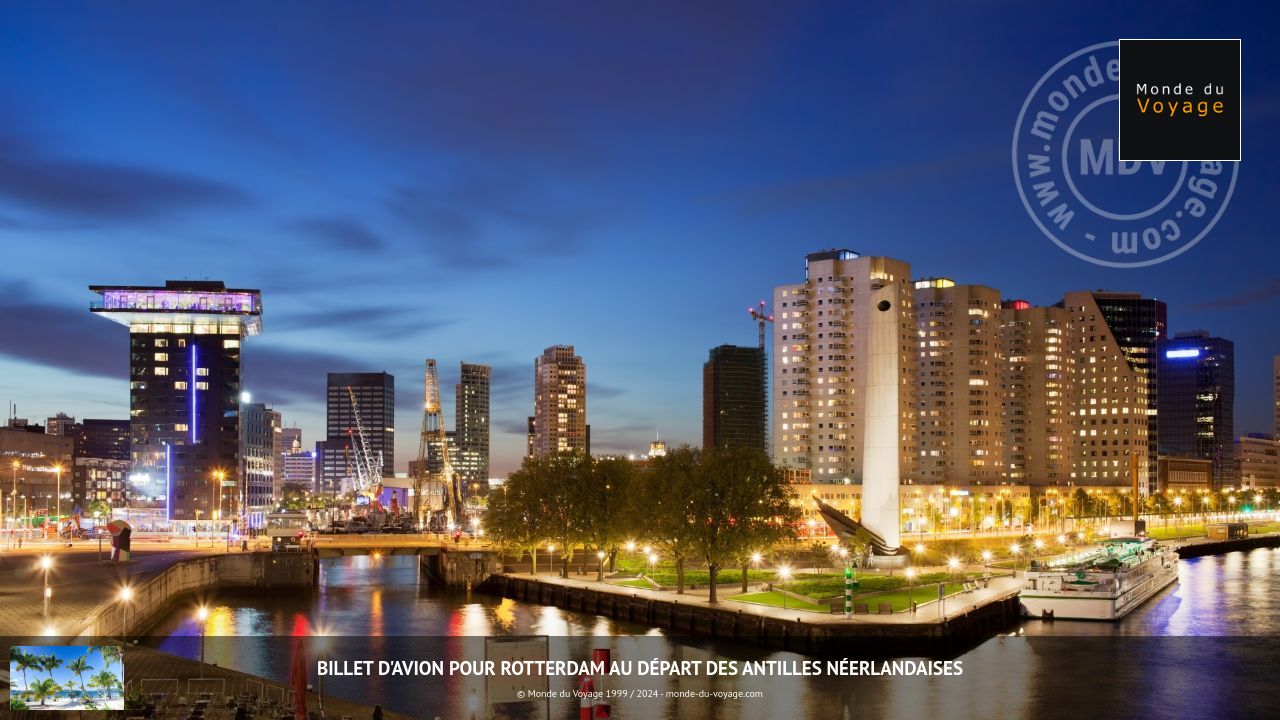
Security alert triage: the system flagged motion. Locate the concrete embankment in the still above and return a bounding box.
[74,551,316,641]
[481,574,1020,656]
[1174,532,1280,558]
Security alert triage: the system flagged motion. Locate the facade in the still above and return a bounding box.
[532,345,587,456]
[702,345,767,451]
[1001,301,1076,486]
[773,251,918,484]
[74,419,130,461]
[277,426,303,500]
[89,280,262,522]
[1,426,74,525]
[281,449,317,490]
[322,372,394,492]
[914,280,1004,485]
[1273,356,1280,439]
[239,401,279,524]
[46,413,75,436]
[455,362,491,495]
[1237,434,1280,489]
[1157,332,1235,488]
[1060,291,1164,493]
[1157,456,1214,492]
[72,457,128,510]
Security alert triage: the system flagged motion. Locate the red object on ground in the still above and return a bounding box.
[291,638,308,720]
[105,519,132,561]
[578,674,595,720]
[591,649,612,719]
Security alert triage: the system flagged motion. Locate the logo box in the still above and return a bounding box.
[1119,39,1240,161]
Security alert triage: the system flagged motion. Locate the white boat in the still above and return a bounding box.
[1019,537,1179,620]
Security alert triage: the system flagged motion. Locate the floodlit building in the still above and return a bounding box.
[322,372,394,493]
[1001,301,1076,486]
[914,279,1004,485]
[89,280,262,523]
[239,399,280,526]
[1157,331,1235,488]
[455,362,491,496]
[533,345,587,456]
[1237,434,1280,489]
[1061,291,1165,492]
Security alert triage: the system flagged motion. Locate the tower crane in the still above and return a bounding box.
[748,300,774,349]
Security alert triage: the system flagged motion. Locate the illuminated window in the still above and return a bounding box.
[174,381,188,390]
[154,367,169,376]
[155,352,169,361]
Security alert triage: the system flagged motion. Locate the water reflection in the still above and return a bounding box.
[142,550,1280,719]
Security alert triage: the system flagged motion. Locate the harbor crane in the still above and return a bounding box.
[414,359,463,530]
[346,386,385,510]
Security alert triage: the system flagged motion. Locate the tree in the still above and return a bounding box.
[281,483,309,511]
[28,678,61,707]
[11,648,38,696]
[581,457,638,581]
[66,656,93,697]
[86,499,112,520]
[486,460,550,575]
[639,447,701,594]
[97,646,121,678]
[89,671,120,700]
[688,447,800,603]
[39,653,63,683]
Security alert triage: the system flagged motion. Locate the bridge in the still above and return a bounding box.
[304,534,502,588]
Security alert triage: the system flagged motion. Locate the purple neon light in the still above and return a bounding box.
[191,342,198,444]
[165,442,172,522]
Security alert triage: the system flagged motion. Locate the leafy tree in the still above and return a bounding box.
[281,483,310,511]
[639,447,701,594]
[89,671,120,700]
[581,457,638,581]
[66,656,93,696]
[486,459,551,575]
[688,447,799,603]
[28,678,61,707]
[11,648,38,695]
[86,499,112,519]
[39,653,63,682]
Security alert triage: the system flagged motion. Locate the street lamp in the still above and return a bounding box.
[9,459,17,541]
[119,586,134,644]
[196,606,210,677]
[39,554,53,627]
[1010,543,1022,571]
[981,550,992,579]
[777,565,792,610]
[53,463,64,532]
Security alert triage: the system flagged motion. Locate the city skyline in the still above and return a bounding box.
[2,3,1280,475]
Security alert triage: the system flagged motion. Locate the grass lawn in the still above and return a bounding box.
[1147,521,1280,540]
[609,578,654,589]
[726,591,829,613]
[780,571,981,600]
[612,558,776,587]
[868,583,967,612]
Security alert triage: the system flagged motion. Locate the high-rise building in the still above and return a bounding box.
[1060,291,1164,492]
[276,426,302,501]
[702,345,767,451]
[73,419,131,461]
[773,251,918,486]
[281,450,316,490]
[239,400,280,522]
[533,346,587,456]
[455,362,491,496]
[914,279,1004,484]
[281,427,303,453]
[1157,331,1235,488]
[1000,301,1076,486]
[46,413,75,436]
[1237,434,1279,489]
[90,280,262,522]
[72,457,128,511]
[322,372,394,492]
[1273,356,1280,439]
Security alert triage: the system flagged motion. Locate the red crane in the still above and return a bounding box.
[748,300,774,349]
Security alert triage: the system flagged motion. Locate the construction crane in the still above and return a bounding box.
[748,300,774,349]
[346,386,384,506]
[414,359,462,530]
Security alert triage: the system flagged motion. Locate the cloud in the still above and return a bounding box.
[288,216,385,252]
[241,343,371,407]
[1191,277,1280,311]
[0,133,250,220]
[0,281,127,380]
[587,382,627,400]
[270,305,448,340]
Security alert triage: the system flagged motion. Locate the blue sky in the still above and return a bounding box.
[1,2,1278,475]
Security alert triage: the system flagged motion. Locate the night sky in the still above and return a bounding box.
[1,2,1278,475]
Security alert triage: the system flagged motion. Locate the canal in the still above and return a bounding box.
[143,548,1280,719]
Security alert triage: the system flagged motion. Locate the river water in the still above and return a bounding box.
[143,548,1280,719]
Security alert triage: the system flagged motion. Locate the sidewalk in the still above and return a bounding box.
[505,569,1022,626]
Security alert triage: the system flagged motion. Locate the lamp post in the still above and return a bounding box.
[212,470,226,546]
[40,554,53,628]
[196,606,209,677]
[778,565,792,610]
[9,459,17,543]
[54,463,63,533]
[981,550,992,580]
[119,586,134,644]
